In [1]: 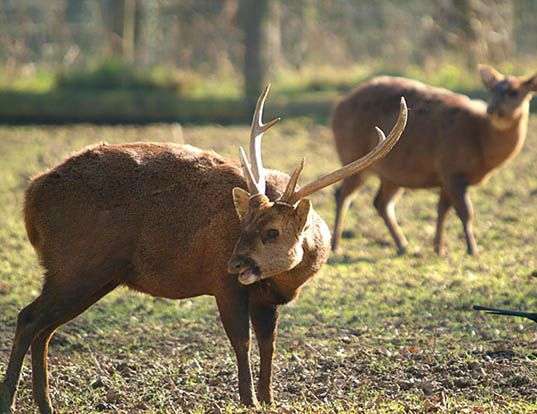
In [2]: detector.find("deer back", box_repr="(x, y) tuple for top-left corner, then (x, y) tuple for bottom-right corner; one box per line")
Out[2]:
(332, 76), (495, 188)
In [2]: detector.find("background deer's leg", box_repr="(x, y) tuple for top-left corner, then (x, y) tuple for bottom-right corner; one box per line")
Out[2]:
(373, 180), (407, 255)
(31, 280), (119, 414)
(434, 189), (452, 256)
(445, 176), (478, 255)
(216, 291), (257, 407)
(250, 303), (278, 404)
(332, 174), (364, 252)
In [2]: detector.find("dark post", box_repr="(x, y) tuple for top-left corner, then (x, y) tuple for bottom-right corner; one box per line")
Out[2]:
(239, 0), (271, 107)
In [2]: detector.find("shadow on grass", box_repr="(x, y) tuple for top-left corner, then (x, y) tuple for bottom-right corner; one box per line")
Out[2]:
(1, 85), (535, 125)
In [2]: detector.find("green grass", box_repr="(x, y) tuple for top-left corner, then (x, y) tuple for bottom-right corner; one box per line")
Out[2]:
(1, 118), (537, 413)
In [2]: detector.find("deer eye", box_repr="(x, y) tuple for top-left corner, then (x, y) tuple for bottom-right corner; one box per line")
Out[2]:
(507, 89), (518, 97)
(262, 229), (280, 243)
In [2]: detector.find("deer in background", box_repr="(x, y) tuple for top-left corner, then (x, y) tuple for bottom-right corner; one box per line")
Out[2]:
(0, 86), (407, 413)
(331, 66), (537, 256)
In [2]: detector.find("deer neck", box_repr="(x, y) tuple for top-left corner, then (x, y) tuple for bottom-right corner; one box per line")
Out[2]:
(483, 101), (529, 170)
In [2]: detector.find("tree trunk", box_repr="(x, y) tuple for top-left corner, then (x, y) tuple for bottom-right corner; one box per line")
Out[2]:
(267, 1), (282, 70)
(449, 0), (484, 68)
(239, 0), (271, 104)
(122, 0), (136, 62)
(99, 0), (140, 62)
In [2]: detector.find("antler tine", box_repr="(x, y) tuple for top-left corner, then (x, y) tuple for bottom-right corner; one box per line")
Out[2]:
(280, 158), (305, 203)
(288, 97), (408, 203)
(239, 146), (257, 194)
(248, 84), (280, 194)
(374, 126), (387, 144)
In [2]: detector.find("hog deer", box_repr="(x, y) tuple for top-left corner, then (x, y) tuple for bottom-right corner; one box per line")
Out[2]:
(332, 66), (537, 255)
(0, 87), (407, 413)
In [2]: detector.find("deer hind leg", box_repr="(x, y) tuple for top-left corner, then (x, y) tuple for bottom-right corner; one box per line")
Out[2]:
(373, 180), (407, 255)
(332, 174), (364, 252)
(0, 295), (47, 413)
(250, 303), (278, 405)
(30, 280), (119, 414)
(1, 262), (123, 414)
(216, 291), (257, 407)
(445, 176), (477, 255)
(434, 189), (452, 256)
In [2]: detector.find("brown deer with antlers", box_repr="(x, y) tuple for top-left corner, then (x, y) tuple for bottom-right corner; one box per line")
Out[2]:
(0, 87), (407, 413)
(332, 66), (537, 256)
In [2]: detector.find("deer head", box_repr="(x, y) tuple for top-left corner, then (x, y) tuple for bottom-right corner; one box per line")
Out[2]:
(228, 85), (408, 285)
(479, 65), (537, 128)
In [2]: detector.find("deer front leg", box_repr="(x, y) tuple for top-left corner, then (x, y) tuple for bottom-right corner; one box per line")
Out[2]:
(444, 175), (478, 255)
(250, 303), (279, 404)
(373, 180), (407, 255)
(216, 291), (258, 407)
(434, 189), (452, 256)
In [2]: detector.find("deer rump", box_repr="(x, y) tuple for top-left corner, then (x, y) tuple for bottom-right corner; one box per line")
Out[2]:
(24, 141), (288, 300)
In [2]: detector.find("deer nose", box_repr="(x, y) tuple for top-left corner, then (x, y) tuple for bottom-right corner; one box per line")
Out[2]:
(228, 255), (254, 274)
(487, 99), (501, 115)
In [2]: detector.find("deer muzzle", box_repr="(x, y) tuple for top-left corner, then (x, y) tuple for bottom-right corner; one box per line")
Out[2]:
(227, 254), (262, 285)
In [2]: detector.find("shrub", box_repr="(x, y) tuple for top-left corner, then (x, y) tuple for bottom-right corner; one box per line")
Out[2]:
(56, 60), (183, 93)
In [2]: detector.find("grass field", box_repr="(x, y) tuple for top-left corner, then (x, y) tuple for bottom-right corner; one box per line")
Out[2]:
(1, 117), (537, 413)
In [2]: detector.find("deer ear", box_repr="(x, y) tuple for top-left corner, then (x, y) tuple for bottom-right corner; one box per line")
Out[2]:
(523, 73), (537, 92)
(294, 199), (312, 233)
(479, 65), (503, 89)
(232, 187), (250, 220)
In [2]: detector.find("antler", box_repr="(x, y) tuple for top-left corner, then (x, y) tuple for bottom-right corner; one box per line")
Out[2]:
(281, 97), (408, 204)
(239, 84), (280, 195)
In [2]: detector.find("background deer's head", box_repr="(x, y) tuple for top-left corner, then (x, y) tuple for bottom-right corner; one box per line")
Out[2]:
(479, 65), (537, 128)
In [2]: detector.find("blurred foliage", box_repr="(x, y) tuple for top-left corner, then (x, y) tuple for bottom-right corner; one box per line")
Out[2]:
(0, 0), (536, 122)
(1, 61), (535, 124)
(0, 1), (535, 78)
(56, 60), (176, 92)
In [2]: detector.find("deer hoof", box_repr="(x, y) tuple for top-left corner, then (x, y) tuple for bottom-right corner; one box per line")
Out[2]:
(467, 248), (478, 256)
(0, 402), (13, 414)
(240, 396), (260, 408)
(434, 245), (447, 256)
(0, 391), (13, 413)
(396, 246), (407, 256)
(257, 390), (273, 405)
